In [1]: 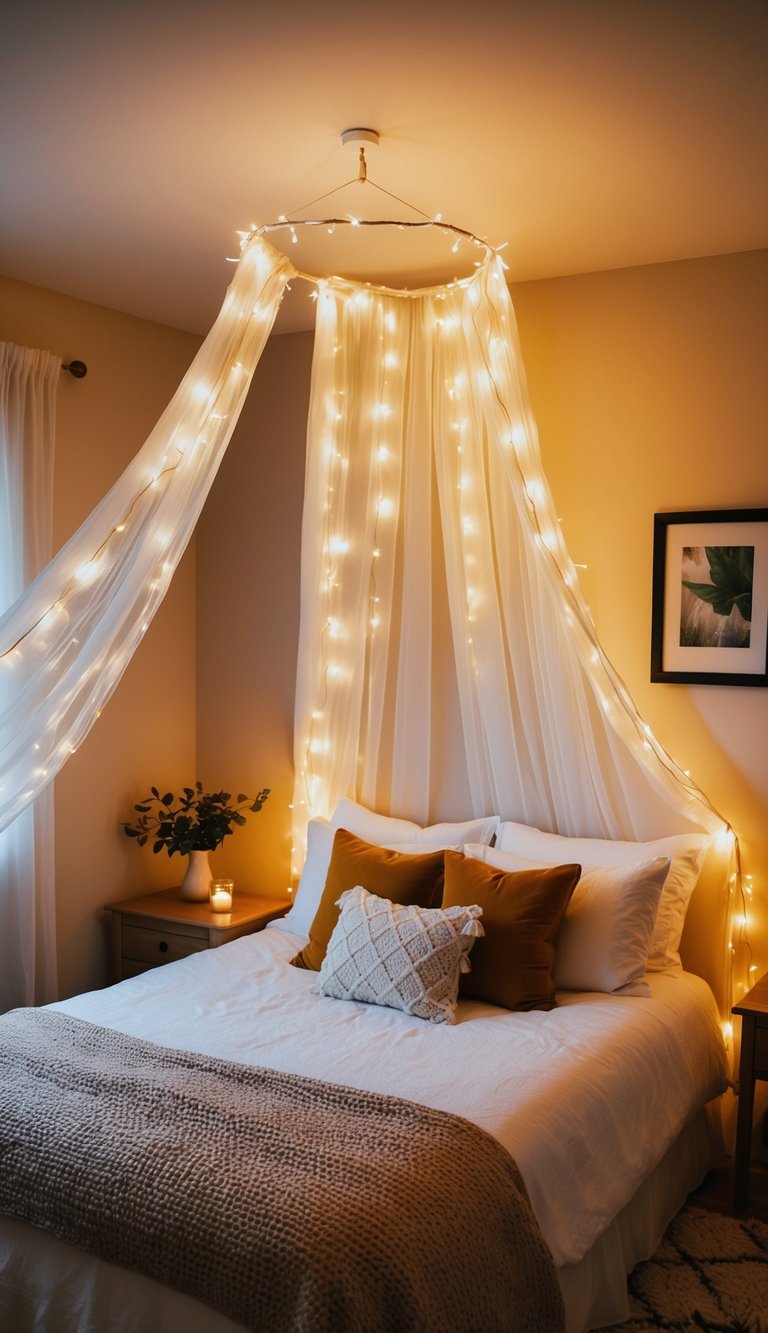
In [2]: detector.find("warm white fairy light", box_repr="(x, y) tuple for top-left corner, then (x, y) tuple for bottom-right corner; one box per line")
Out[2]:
(715, 825), (735, 853)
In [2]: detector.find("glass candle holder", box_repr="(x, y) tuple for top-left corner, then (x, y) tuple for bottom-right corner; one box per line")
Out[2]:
(209, 879), (234, 913)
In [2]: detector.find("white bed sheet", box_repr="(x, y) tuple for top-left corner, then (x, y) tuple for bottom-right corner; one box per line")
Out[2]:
(45, 920), (728, 1271)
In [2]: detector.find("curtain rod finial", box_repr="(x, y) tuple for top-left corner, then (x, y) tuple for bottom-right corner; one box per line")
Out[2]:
(62, 360), (88, 379)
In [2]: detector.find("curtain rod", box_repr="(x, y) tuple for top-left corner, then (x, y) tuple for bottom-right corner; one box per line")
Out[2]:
(61, 360), (87, 379)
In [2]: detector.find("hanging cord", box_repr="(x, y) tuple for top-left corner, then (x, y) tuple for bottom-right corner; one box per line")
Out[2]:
(283, 143), (436, 223)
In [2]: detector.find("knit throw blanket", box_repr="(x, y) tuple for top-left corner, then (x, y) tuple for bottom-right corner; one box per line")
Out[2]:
(0, 1008), (564, 1333)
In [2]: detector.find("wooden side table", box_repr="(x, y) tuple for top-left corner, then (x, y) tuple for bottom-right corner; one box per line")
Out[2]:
(106, 887), (288, 982)
(732, 970), (768, 1210)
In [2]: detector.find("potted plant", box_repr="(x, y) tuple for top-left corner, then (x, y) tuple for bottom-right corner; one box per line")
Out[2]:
(122, 783), (270, 901)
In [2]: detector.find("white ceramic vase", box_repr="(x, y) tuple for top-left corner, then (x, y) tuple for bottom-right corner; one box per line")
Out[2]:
(180, 849), (212, 902)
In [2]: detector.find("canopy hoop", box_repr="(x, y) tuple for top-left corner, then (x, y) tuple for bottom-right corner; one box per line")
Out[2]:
(252, 216), (497, 293)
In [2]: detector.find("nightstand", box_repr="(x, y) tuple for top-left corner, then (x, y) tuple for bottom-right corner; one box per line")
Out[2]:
(733, 970), (768, 1210)
(106, 887), (288, 982)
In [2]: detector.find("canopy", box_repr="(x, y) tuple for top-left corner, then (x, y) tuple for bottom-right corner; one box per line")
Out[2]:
(0, 231), (725, 858)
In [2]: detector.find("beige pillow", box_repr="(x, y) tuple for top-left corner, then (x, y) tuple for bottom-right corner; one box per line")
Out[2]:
(290, 828), (446, 972)
(495, 820), (709, 972)
(318, 886), (484, 1024)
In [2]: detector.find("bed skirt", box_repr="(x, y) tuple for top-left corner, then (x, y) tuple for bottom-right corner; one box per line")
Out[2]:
(558, 1098), (725, 1331)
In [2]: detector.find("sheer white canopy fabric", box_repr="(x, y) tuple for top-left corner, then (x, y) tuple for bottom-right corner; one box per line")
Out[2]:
(0, 343), (58, 1008)
(0, 240), (292, 837)
(0, 230), (725, 914)
(290, 248), (723, 878)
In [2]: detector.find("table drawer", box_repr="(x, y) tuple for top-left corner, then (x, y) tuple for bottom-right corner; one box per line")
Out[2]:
(122, 923), (208, 967)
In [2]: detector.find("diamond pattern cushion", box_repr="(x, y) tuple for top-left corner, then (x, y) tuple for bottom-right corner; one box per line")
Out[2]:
(318, 887), (484, 1025)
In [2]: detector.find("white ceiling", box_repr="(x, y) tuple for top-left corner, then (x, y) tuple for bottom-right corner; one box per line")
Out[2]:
(2, 0), (767, 336)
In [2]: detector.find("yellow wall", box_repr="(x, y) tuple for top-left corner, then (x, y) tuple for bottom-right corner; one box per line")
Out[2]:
(510, 250), (768, 982)
(0, 276), (200, 998)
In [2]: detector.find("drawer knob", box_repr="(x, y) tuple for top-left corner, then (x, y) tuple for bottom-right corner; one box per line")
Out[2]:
(158, 940), (169, 953)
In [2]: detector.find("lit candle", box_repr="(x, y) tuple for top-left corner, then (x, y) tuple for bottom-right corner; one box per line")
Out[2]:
(209, 880), (234, 913)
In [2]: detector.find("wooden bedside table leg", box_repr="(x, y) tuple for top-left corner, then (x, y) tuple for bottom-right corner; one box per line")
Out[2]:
(733, 1013), (757, 1210)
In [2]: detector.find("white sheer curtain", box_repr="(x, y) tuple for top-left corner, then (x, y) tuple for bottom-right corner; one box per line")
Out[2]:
(0, 238), (292, 840)
(291, 254), (723, 874)
(0, 343), (58, 1009)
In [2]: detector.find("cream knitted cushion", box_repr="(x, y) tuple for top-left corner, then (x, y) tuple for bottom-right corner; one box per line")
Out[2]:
(318, 886), (484, 1025)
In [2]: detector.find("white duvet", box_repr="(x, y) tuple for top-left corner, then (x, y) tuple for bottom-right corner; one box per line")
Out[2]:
(43, 919), (728, 1271)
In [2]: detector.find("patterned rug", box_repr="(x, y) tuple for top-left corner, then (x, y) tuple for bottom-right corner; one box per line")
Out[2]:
(600, 1204), (768, 1332)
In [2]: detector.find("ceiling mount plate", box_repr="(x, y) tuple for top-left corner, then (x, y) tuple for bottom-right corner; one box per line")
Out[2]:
(340, 127), (380, 148)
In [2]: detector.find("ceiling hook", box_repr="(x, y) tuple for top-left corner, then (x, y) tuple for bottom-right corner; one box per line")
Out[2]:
(358, 147), (367, 183)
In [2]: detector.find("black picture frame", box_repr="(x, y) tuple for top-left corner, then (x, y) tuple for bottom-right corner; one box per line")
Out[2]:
(651, 508), (768, 687)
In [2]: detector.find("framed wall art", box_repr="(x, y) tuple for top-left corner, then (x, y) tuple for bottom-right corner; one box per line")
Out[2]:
(651, 508), (768, 686)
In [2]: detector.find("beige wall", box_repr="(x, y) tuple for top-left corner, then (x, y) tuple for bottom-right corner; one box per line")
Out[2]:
(196, 332), (314, 897)
(0, 276), (200, 998)
(510, 249), (768, 980)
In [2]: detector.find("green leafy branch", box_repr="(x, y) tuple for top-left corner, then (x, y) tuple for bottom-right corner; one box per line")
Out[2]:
(682, 545), (753, 622)
(121, 782), (270, 856)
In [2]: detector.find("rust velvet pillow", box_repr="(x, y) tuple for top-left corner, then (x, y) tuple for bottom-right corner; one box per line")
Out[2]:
(290, 828), (446, 972)
(441, 850), (581, 1010)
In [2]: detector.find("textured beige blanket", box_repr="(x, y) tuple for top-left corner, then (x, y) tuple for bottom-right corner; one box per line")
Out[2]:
(0, 1008), (564, 1332)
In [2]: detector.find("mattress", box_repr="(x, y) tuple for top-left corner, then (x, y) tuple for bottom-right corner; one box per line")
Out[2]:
(0, 920), (729, 1331)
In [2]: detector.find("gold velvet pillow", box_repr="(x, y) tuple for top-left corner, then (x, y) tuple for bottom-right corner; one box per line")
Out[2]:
(441, 850), (580, 1011)
(290, 828), (446, 972)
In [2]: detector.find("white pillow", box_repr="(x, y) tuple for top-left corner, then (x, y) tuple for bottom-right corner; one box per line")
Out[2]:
(465, 843), (669, 996)
(332, 798), (499, 851)
(281, 802), (500, 937)
(277, 820), (335, 936)
(318, 886), (484, 1024)
(495, 821), (710, 972)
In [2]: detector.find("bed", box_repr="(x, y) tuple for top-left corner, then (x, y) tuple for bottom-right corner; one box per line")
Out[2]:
(0, 807), (731, 1333)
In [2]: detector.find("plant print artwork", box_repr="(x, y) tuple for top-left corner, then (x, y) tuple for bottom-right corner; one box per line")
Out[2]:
(680, 545), (753, 649)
